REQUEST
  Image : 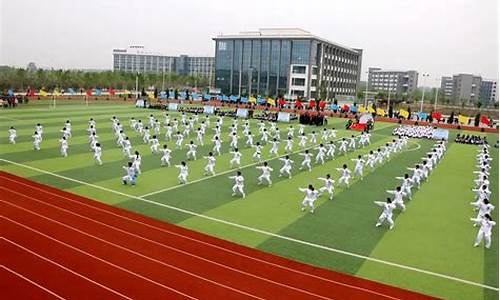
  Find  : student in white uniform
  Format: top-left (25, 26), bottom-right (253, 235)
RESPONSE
top-left (407, 164), bottom-right (423, 189)
top-left (196, 128), bottom-right (205, 145)
top-left (203, 152), bottom-right (216, 176)
top-left (315, 144), bottom-right (327, 165)
top-left (387, 186), bottom-right (406, 211)
top-left (212, 136), bottom-right (222, 156)
top-left (348, 135), bottom-right (357, 150)
top-left (472, 199), bottom-right (495, 225)
top-left (176, 161), bottom-right (189, 184)
top-left (278, 155), bottom-right (294, 179)
top-left (256, 161), bottom-right (273, 187)
top-left (326, 141), bottom-right (336, 159)
top-left (252, 142), bottom-right (263, 161)
top-left (364, 150), bottom-right (376, 169)
top-left (352, 155), bottom-right (365, 178)
top-left (396, 174), bottom-right (413, 200)
top-left (284, 136), bottom-right (294, 153)
top-left (132, 151), bottom-right (142, 174)
top-left (338, 138), bottom-right (348, 154)
top-left (149, 135), bottom-right (160, 154)
top-left (175, 131), bottom-right (184, 149)
top-left (336, 164), bottom-right (351, 187)
top-left (32, 131), bottom-right (42, 150)
top-left (269, 138), bottom-right (280, 156)
top-left (230, 148), bottom-right (242, 168)
top-left (160, 145), bottom-right (172, 167)
top-left (299, 149), bottom-right (313, 172)
top-left (229, 171), bottom-right (246, 198)
top-left (93, 143), bottom-right (103, 165)
top-left (300, 184), bottom-right (319, 213)
top-left (260, 129), bottom-right (270, 144)
top-left (165, 123), bottom-right (173, 141)
top-left (471, 214), bottom-right (496, 249)
top-left (309, 131), bottom-right (318, 144)
top-left (229, 132), bottom-right (239, 149)
top-left (317, 174), bottom-right (335, 200)
top-left (298, 133), bottom-right (308, 148)
top-left (65, 120), bottom-right (72, 137)
top-left (375, 198), bottom-right (396, 229)
top-left (329, 127), bottom-right (337, 139)
top-left (35, 123), bottom-right (44, 141)
top-left (122, 137), bottom-right (132, 158)
top-left (8, 127), bottom-right (16, 144)
top-left (59, 136), bottom-right (69, 157)
top-left (321, 128), bottom-right (329, 142)
top-left (122, 162), bottom-right (137, 185)
top-left (186, 141), bottom-right (198, 160)
top-left (246, 132), bottom-right (254, 147)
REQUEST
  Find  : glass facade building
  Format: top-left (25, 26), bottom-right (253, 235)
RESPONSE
top-left (214, 29), bottom-right (362, 99)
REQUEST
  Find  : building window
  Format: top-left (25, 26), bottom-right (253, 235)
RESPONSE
top-left (292, 66), bottom-right (306, 74)
top-left (292, 78), bottom-right (306, 86)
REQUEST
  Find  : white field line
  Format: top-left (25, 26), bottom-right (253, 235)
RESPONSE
top-left (0, 158), bottom-right (498, 291)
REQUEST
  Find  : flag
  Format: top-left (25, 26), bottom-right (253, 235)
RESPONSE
top-left (350, 105), bottom-right (358, 113)
top-left (109, 88), bottom-right (115, 96)
top-left (229, 95), bottom-right (238, 102)
top-left (480, 115), bottom-right (490, 126)
top-left (124, 89), bottom-right (131, 95)
top-left (358, 106), bottom-right (366, 113)
top-left (39, 89), bottom-right (48, 97)
top-left (458, 115), bottom-right (470, 125)
top-left (249, 96), bottom-right (257, 104)
top-left (7, 89), bottom-right (14, 96)
top-left (94, 88), bottom-right (102, 96)
top-left (86, 89), bottom-right (93, 96)
top-left (376, 108), bottom-right (385, 116)
top-left (417, 112), bottom-right (428, 120)
top-left (53, 88), bottom-right (61, 96)
top-left (431, 112), bottom-right (442, 120)
top-left (399, 109), bottom-right (409, 119)
top-left (240, 97), bottom-right (248, 103)
top-left (267, 98), bottom-right (276, 106)
top-left (67, 88), bottom-right (76, 95)
top-left (147, 91), bottom-right (155, 99)
top-left (368, 106), bottom-right (376, 113)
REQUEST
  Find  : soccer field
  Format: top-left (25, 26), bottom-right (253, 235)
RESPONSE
top-left (1, 101), bottom-right (498, 300)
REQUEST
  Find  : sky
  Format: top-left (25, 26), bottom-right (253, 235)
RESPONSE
top-left (0, 0), bottom-right (498, 85)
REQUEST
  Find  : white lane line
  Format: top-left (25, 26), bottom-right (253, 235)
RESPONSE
top-left (1, 201), bottom-right (266, 300)
top-left (3, 185), bottom-right (377, 300)
top-left (0, 238), bottom-right (132, 300)
top-left (0, 264), bottom-right (67, 300)
top-left (0, 175), bottom-right (402, 300)
top-left (0, 218), bottom-right (198, 300)
top-left (0, 160), bottom-right (497, 292)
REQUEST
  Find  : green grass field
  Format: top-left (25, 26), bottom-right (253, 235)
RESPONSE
top-left (1, 100), bottom-right (498, 300)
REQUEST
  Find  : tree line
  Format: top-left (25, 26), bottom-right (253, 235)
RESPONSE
top-left (0, 66), bottom-right (210, 91)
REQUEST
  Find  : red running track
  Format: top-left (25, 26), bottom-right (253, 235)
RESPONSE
top-left (0, 171), bottom-right (438, 300)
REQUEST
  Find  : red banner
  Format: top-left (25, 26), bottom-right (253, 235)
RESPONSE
top-left (480, 115), bottom-right (490, 125)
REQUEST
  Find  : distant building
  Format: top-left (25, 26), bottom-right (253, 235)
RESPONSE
top-left (480, 79), bottom-right (498, 106)
top-left (367, 68), bottom-right (419, 95)
top-left (449, 74), bottom-right (482, 105)
top-left (213, 28), bottom-right (362, 99)
top-left (440, 76), bottom-right (453, 97)
top-left (27, 62), bottom-right (37, 72)
top-left (112, 46), bottom-right (214, 79)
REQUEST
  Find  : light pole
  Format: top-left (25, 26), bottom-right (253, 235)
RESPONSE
top-left (433, 78), bottom-right (439, 111)
top-left (420, 73), bottom-right (429, 112)
top-left (135, 72), bottom-right (139, 99)
top-left (247, 66), bottom-right (255, 97)
top-left (386, 83), bottom-right (391, 112)
top-left (161, 65), bottom-right (165, 92)
top-left (364, 71), bottom-right (369, 107)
